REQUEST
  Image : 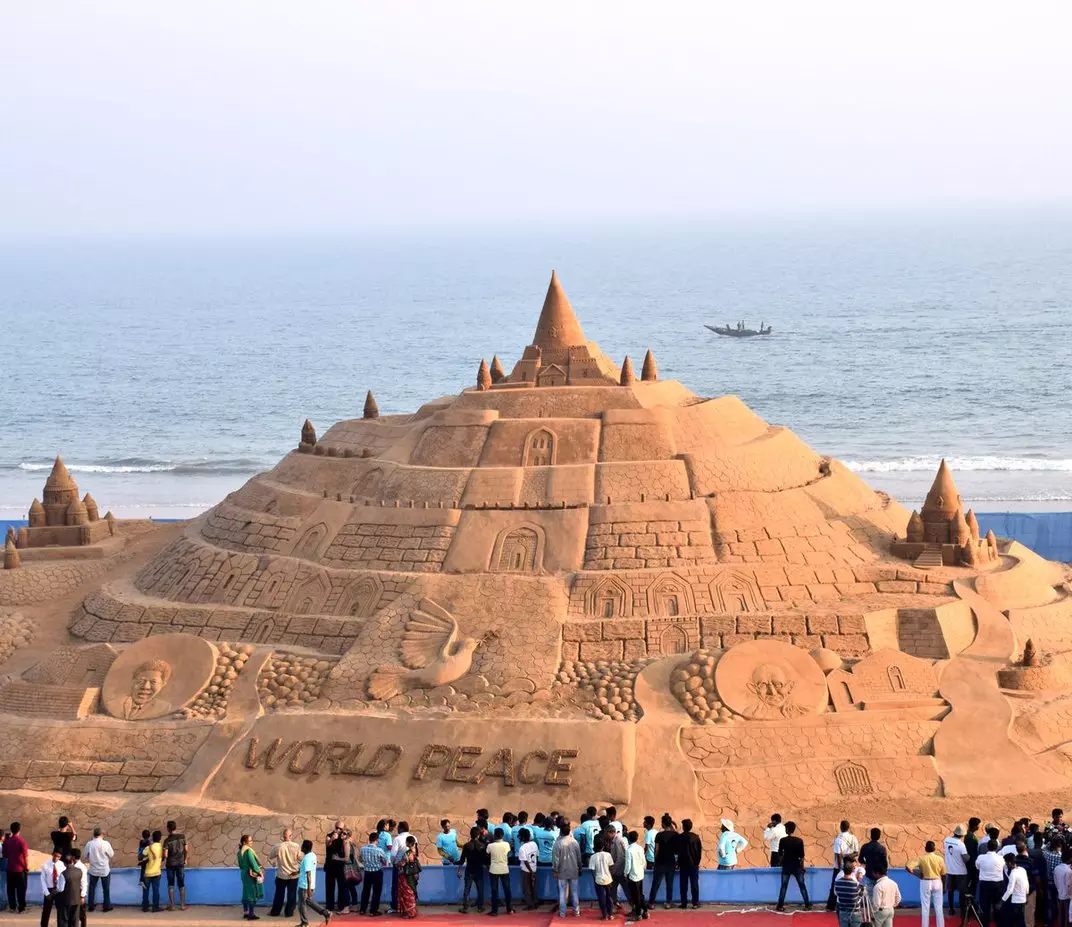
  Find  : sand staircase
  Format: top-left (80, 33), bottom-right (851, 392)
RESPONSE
top-left (914, 547), bottom-right (945, 570)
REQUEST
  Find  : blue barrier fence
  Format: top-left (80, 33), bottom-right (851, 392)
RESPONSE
top-left (18, 864), bottom-right (928, 907)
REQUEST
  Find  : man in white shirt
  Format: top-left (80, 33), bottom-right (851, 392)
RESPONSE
top-left (1003, 856), bottom-right (1029, 927)
top-left (83, 826), bottom-right (114, 913)
top-left (765, 813), bottom-right (787, 867)
top-left (517, 828), bottom-right (539, 911)
top-left (39, 848), bottom-right (66, 926)
top-left (976, 840), bottom-right (1006, 927)
top-left (828, 821), bottom-right (860, 911)
top-left (944, 825), bottom-right (970, 918)
top-left (871, 865), bottom-right (902, 927)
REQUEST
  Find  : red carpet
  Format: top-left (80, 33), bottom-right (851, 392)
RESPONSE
top-left (328, 908), bottom-right (871, 926)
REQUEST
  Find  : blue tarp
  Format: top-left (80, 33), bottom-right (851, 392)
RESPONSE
top-left (17, 863), bottom-right (927, 907)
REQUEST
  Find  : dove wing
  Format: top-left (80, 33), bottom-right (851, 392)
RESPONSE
top-left (399, 598), bottom-right (459, 669)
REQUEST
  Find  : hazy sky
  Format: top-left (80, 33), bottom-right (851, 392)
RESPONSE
top-left (3, 2), bottom-right (1071, 235)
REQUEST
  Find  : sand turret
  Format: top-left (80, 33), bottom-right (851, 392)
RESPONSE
top-left (489, 355), bottom-right (505, 384)
top-left (43, 455), bottom-right (80, 526)
top-left (966, 508), bottom-right (980, 540)
top-left (951, 508), bottom-right (971, 545)
top-left (83, 492), bottom-right (99, 522)
top-left (476, 359), bottom-right (492, 391)
top-left (301, 419), bottom-right (317, 447)
top-left (363, 391), bottom-right (380, 420)
top-left (620, 356), bottom-right (635, 386)
top-left (922, 459), bottom-right (961, 519)
top-left (17, 454), bottom-right (109, 549)
top-left (986, 528), bottom-right (999, 555)
top-left (906, 510), bottom-right (924, 543)
top-left (66, 497), bottom-right (89, 527)
top-left (3, 536), bottom-right (19, 570)
top-left (28, 497), bottom-right (45, 528)
top-left (641, 349), bottom-right (658, 382)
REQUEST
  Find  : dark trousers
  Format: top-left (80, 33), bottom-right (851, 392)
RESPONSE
top-left (596, 883), bottom-right (613, 917)
top-left (325, 861), bottom-right (346, 910)
top-left (41, 892), bottom-right (55, 927)
top-left (679, 867), bottom-right (699, 907)
top-left (8, 871), bottom-right (27, 912)
top-left (771, 851), bottom-right (783, 867)
top-left (490, 873), bottom-right (512, 913)
top-left (88, 873), bottom-right (111, 910)
top-left (142, 874), bottom-right (161, 911)
top-left (270, 876), bottom-right (298, 916)
top-left (361, 870), bottom-right (384, 914)
top-left (649, 866), bottom-right (675, 905)
top-left (521, 870), bottom-right (537, 909)
top-left (778, 870), bottom-right (810, 907)
top-left (1005, 902), bottom-right (1027, 927)
top-left (627, 879), bottom-right (648, 917)
top-left (948, 874), bottom-right (969, 914)
top-left (981, 880), bottom-right (1005, 927)
top-left (462, 871), bottom-right (485, 910)
top-left (57, 904), bottom-right (81, 927)
top-left (827, 868), bottom-right (840, 910)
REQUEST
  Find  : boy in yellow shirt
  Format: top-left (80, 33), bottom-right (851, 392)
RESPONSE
top-left (142, 830), bottom-right (164, 913)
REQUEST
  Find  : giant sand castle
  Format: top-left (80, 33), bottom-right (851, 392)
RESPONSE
top-left (3, 272), bottom-right (1072, 867)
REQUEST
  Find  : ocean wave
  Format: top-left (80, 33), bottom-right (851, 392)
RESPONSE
top-left (5, 457), bottom-right (267, 476)
top-left (845, 456), bottom-right (1072, 473)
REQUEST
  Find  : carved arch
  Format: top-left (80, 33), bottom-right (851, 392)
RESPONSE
top-left (522, 427), bottom-right (558, 467)
top-left (245, 615), bottom-right (278, 644)
top-left (645, 572), bottom-right (694, 617)
top-left (710, 570), bottom-right (761, 613)
top-left (294, 522), bottom-right (330, 559)
top-left (336, 575), bottom-right (383, 618)
top-left (286, 572), bottom-right (331, 615)
top-left (659, 624), bottom-right (689, 655)
top-left (255, 570), bottom-right (291, 609)
top-left (490, 523), bottom-right (546, 573)
top-left (584, 575), bottom-right (632, 619)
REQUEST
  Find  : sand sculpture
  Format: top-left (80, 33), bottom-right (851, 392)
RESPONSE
top-left (2, 271), bottom-right (1072, 868)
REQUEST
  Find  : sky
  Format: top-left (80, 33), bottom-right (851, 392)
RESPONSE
top-left (3, 1), bottom-right (1071, 236)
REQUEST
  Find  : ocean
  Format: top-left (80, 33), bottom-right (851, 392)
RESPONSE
top-left (2, 210), bottom-right (1071, 519)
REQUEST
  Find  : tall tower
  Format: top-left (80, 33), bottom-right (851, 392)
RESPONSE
top-left (42, 456), bottom-right (80, 527)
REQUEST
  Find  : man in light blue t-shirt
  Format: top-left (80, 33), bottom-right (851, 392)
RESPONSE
top-left (296, 839), bottom-right (331, 927)
top-left (436, 819), bottom-right (460, 864)
top-left (534, 816), bottom-right (556, 864)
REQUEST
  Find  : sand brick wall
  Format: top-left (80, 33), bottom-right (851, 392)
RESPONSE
top-left (321, 523), bottom-right (454, 572)
top-left (584, 516), bottom-right (715, 569)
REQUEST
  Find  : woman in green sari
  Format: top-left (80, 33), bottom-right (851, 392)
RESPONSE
top-left (237, 834), bottom-right (264, 920)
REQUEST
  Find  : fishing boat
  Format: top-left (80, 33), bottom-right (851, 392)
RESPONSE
top-left (705, 322), bottom-right (773, 338)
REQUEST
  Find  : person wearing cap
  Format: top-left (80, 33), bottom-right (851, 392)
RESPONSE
top-left (717, 820), bottom-right (748, 871)
top-left (943, 825), bottom-right (970, 918)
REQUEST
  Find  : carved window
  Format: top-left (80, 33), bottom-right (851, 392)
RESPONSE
top-left (261, 574), bottom-right (286, 608)
top-left (712, 572), bottom-right (761, 614)
top-left (602, 598), bottom-right (616, 619)
top-left (498, 527), bottom-right (539, 572)
top-left (648, 574), bottom-right (691, 617)
top-left (585, 576), bottom-right (630, 619)
top-left (887, 665), bottom-right (907, 691)
top-left (834, 761), bottom-right (873, 795)
top-left (524, 429), bottom-right (556, 467)
top-left (249, 617), bottom-right (275, 644)
top-left (295, 523), bottom-right (329, 559)
top-left (297, 596), bottom-right (316, 614)
top-left (838, 681), bottom-right (853, 705)
top-left (659, 625), bottom-right (689, 655)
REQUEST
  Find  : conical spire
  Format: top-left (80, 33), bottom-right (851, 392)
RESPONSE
top-left (363, 390), bottom-right (380, 420)
top-left (476, 359), bottom-right (492, 391)
top-left (641, 349), bottom-right (658, 382)
top-left (301, 419), bottom-right (317, 446)
top-left (922, 458), bottom-right (961, 517)
top-left (44, 455), bottom-right (76, 491)
top-left (619, 355), bottom-right (635, 386)
top-left (531, 271), bottom-right (587, 349)
top-left (83, 492), bottom-right (99, 521)
top-left (28, 497), bottom-right (45, 521)
top-left (489, 355), bottom-right (505, 383)
top-left (965, 508), bottom-right (980, 540)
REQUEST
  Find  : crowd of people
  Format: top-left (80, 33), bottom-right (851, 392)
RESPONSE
top-left (2, 806), bottom-right (1072, 926)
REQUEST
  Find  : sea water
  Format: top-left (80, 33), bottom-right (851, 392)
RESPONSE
top-left (2, 210), bottom-right (1070, 518)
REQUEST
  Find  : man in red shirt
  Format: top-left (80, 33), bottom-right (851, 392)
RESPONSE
top-left (4, 821), bottom-right (29, 913)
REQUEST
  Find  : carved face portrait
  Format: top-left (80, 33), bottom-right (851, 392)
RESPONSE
top-left (745, 663), bottom-right (807, 719)
top-left (123, 659), bottom-right (172, 718)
